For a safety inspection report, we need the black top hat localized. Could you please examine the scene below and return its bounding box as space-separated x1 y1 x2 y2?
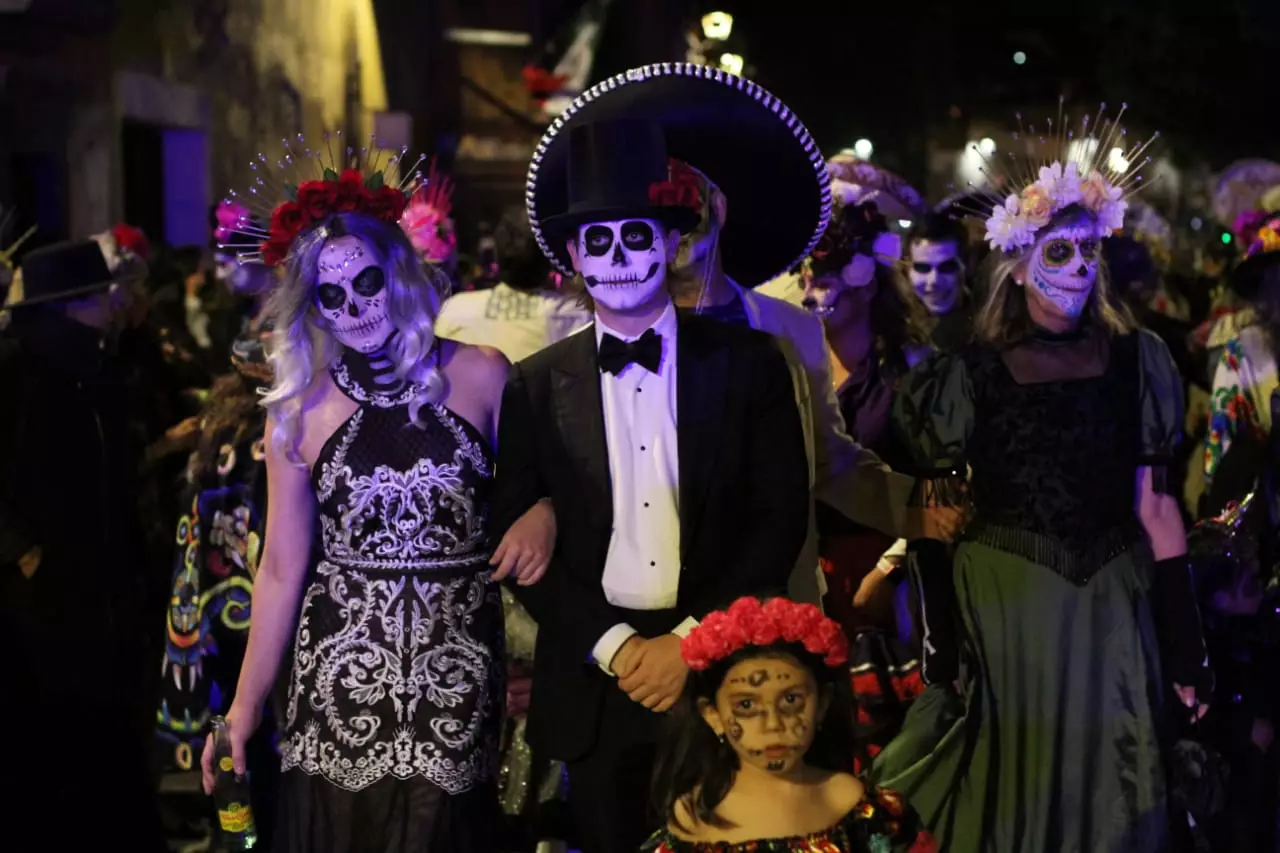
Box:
7 239 138 310
527 63 832 286
538 120 700 256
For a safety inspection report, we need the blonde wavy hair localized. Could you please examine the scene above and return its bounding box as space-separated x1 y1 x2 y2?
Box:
262 212 448 462
973 204 1135 348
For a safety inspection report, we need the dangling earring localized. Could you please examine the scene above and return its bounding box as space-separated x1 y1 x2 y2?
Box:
717 733 726 745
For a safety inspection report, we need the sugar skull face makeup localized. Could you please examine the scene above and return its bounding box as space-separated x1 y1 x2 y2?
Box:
701 654 825 776
801 255 875 322
315 235 394 353
1025 222 1101 320
909 239 965 315
571 218 671 312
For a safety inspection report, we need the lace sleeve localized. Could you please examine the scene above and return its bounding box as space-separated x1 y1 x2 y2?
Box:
1137 328 1186 496
892 352 973 508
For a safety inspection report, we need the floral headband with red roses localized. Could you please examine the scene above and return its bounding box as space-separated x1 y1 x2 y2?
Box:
220 131 428 266
682 596 849 672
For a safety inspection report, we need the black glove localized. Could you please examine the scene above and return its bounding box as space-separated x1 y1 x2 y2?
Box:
907 540 961 687
1151 555 1214 699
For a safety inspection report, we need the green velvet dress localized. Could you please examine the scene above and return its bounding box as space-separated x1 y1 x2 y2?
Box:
869 326 1182 853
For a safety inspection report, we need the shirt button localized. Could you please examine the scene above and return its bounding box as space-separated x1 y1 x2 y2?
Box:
640 445 646 451
650 561 656 567
643 502 650 508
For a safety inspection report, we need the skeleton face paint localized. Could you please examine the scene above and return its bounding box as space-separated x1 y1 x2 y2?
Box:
909 239 964 315
703 655 822 776
572 219 668 313
802 254 875 323
315 236 394 353
1025 222 1101 321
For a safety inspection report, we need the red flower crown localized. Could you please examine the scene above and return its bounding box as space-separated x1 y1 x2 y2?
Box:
261 168 409 266
681 596 849 671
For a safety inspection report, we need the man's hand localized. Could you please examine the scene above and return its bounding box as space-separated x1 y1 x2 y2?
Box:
617 634 688 713
17 546 41 579
609 635 644 680
506 663 533 719
490 498 555 585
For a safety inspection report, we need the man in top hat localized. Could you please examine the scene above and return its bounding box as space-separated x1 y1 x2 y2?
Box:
0 240 165 851
490 67 814 853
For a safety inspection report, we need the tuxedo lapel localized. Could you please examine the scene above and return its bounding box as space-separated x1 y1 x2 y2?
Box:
552 330 613 530
677 317 730 559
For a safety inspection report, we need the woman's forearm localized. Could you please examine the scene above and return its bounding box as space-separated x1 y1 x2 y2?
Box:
234 557 308 710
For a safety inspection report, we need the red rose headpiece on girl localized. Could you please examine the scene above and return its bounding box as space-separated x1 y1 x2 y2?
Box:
220 131 428 267
681 596 849 671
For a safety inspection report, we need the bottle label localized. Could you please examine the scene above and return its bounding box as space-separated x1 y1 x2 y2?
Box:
219 756 234 773
218 803 255 834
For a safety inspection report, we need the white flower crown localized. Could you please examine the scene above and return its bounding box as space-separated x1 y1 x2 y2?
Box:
971 102 1157 253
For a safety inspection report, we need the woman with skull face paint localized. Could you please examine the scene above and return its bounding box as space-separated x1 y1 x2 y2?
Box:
645 596 936 852
799 196 933 765
200 151 557 853
870 117 1212 853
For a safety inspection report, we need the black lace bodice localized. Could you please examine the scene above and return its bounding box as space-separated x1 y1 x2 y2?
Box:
280 344 502 796
894 328 1184 583
963 333 1142 577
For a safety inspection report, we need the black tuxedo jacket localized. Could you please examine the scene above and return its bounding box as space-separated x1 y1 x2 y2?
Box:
493 312 810 761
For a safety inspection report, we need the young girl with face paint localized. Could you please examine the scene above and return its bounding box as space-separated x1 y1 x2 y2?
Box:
200 154 557 852
646 596 936 853
870 121 1212 852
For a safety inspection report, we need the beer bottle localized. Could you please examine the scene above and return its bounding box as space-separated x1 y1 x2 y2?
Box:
210 715 259 850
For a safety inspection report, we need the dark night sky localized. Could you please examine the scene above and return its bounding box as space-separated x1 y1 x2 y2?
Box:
683 0 1280 178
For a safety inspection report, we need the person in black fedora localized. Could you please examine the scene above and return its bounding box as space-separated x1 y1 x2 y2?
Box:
490 65 816 853
0 239 165 851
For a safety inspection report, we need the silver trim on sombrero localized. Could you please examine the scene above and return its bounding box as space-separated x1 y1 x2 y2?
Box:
525 62 833 285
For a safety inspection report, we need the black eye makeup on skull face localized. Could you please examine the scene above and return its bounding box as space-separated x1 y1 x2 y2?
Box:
317 283 347 311
1078 239 1099 262
621 221 655 251
584 225 614 257
912 259 962 274
351 265 385 297
1042 239 1075 267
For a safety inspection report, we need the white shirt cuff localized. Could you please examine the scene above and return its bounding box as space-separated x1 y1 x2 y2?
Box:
881 538 908 559
672 616 699 638
591 623 638 675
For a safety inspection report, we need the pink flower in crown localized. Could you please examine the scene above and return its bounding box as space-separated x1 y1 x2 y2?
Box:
400 200 457 262
1034 161 1083 208
1018 185 1054 228
985 194 1036 252
215 200 252 244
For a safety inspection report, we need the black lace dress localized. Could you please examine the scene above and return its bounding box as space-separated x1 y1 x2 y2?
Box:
275 346 504 853
869 326 1183 853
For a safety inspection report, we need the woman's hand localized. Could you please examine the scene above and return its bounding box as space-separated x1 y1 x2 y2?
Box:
200 701 261 795
490 498 555 585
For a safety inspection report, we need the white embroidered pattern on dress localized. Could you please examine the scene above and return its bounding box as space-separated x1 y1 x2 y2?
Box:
283 568 499 793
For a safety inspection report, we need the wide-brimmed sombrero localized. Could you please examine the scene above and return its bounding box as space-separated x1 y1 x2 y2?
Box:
1231 212 1280 300
527 63 831 287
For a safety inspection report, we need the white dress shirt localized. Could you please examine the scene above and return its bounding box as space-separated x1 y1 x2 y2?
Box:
588 302 696 672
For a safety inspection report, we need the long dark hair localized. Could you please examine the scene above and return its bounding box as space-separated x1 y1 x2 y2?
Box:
650 642 855 832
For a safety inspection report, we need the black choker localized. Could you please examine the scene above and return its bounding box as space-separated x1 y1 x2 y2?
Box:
1029 322 1086 344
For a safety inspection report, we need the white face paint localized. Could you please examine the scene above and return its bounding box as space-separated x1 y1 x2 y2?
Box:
908 240 964 316
802 254 875 323
1025 222 1101 320
572 219 669 313
314 235 394 353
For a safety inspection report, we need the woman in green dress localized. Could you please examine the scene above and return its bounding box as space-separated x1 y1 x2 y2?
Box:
870 127 1213 852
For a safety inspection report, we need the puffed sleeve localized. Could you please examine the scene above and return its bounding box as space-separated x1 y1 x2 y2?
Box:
1137 328 1186 496
892 352 974 508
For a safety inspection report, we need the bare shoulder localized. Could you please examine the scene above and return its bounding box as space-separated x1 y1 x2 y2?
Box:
822 770 867 813
440 339 510 387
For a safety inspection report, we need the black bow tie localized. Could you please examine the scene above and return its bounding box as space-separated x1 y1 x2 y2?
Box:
598 328 663 376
